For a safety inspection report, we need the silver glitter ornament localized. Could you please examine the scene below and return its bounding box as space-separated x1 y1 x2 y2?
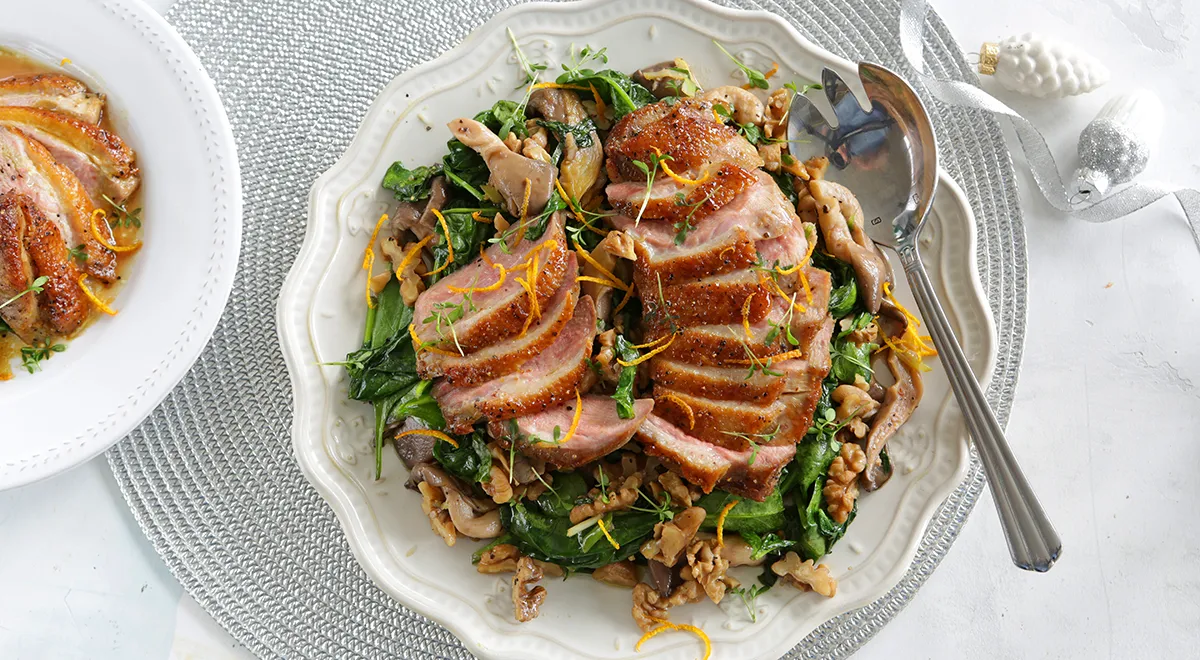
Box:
1071 89 1163 202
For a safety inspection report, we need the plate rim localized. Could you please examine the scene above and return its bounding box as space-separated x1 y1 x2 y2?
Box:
0 0 243 490
279 0 997 656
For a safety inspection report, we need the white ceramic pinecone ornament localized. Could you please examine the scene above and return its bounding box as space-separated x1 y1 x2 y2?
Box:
978 33 1109 99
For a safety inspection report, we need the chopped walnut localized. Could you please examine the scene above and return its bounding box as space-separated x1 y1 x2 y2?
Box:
823 443 867 523
803 156 829 180
522 139 553 164
512 557 547 622
502 131 522 153
481 465 514 504
416 481 456 546
570 474 641 524
762 87 790 140
655 471 702 508
843 318 879 345
383 236 427 307
641 506 706 567
593 330 621 386
771 552 837 597
477 543 521 573
493 213 510 234
600 230 637 261
685 538 738 604
847 417 870 439
632 580 703 632
593 560 640 588
524 123 549 149
757 142 783 173
832 384 880 424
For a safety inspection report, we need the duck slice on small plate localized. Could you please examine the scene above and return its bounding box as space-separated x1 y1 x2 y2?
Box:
0 73 105 124
490 394 653 469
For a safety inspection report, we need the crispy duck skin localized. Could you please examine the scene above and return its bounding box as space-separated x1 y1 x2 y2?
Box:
619 220 757 286
653 385 787 450
0 127 116 282
433 296 596 434
490 396 654 470
0 192 38 340
417 254 580 386
12 194 89 336
0 74 105 124
412 215 568 355
0 106 139 203
604 98 762 182
639 268 772 329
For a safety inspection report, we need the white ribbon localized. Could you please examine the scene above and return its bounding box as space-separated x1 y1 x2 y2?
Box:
899 0 1200 252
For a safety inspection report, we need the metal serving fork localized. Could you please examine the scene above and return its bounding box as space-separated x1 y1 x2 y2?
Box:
788 64 1061 571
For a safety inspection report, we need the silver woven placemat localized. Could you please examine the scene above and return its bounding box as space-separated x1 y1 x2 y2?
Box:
108 0 1026 657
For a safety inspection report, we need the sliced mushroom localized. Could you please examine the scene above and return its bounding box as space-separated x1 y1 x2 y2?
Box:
807 177 893 313
407 463 503 538
392 418 437 467
632 60 696 99
447 118 555 218
646 558 678 598
698 86 764 125
860 348 923 491
528 88 605 204
391 175 447 241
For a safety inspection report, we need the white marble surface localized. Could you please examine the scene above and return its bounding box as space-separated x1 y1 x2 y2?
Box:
2 0 1198 658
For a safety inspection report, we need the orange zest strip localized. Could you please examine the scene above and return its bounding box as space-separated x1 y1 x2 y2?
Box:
573 241 630 292
77 275 117 315
555 180 585 222
588 83 607 118
799 269 813 305
425 209 455 276
532 82 591 91
630 334 671 350
658 391 695 429
595 517 620 550
479 244 495 268
89 209 141 253
557 389 583 445
731 346 806 366
652 147 711 186
395 428 458 449
774 263 803 276
409 323 458 356
471 211 491 223
617 333 676 367
394 234 434 279
576 275 621 288
741 62 779 89
527 253 542 319
512 178 533 247
448 264 506 294
741 291 757 340
613 282 636 314
760 274 806 313
636 619 712 659
363 213 389 268
716 499 740 547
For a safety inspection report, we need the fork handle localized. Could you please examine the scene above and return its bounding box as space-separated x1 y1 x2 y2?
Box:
898 245 1062 571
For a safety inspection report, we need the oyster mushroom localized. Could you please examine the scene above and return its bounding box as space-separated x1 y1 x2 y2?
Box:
447 118 555 218
407 463 503 539
528 88 605 204
860 348 923 491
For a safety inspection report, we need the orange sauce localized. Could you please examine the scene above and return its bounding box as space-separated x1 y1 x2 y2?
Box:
0 48 144 380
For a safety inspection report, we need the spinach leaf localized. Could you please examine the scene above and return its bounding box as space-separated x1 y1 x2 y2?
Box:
343 280 418 401
740 530 795 560
530 472 589 518
555 69 654 120
427 208 496 283
695 489 786 534
381 162 442 203
525 190 566 243
372 380 444 478
612 335 639 419
812 252 858 318
829 311 878 384
788 483 830 561
536 118 597 149
442 141 490 201
769 170 798 205
791 431 841 492
433 431 492 484
475 99 529 141
502 501 657 569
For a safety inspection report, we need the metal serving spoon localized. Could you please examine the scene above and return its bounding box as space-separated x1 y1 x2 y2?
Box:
788 63 1062 572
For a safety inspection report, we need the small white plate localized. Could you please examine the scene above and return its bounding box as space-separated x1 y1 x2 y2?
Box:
0 0 241 489
280 0 996 657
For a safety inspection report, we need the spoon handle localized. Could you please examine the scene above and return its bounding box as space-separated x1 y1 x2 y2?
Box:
898 246 1062 571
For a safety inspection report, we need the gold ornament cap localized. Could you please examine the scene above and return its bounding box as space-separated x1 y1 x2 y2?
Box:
978 42 999 76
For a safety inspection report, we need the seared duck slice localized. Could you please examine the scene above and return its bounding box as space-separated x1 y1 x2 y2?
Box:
650 358 786 404
447 117 556 218
433 295 596 434
490 395 654 469
0 106 139 203
653 385 788 450
0 127 116 282
635 413 795 502
11 194 89 336
755 226 809 269
417 253 580 386
606 163 759 224
640 268 773 329
0 192 39 340
0 74 104 124
604 99 762 183
615 216 757 286
413 215 568 354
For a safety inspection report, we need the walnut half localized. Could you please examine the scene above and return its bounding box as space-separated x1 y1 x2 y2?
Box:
685 538 738 604
823 443 867 524
632 580 703 632
640 506 706 567
771 552 838 597
593 560 640 588
512 557 547 622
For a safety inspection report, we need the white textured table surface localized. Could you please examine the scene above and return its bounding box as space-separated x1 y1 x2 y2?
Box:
2 0 1198 658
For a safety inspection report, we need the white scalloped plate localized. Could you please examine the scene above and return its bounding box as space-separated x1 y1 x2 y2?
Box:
0 0 241 490
279 0 995 657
